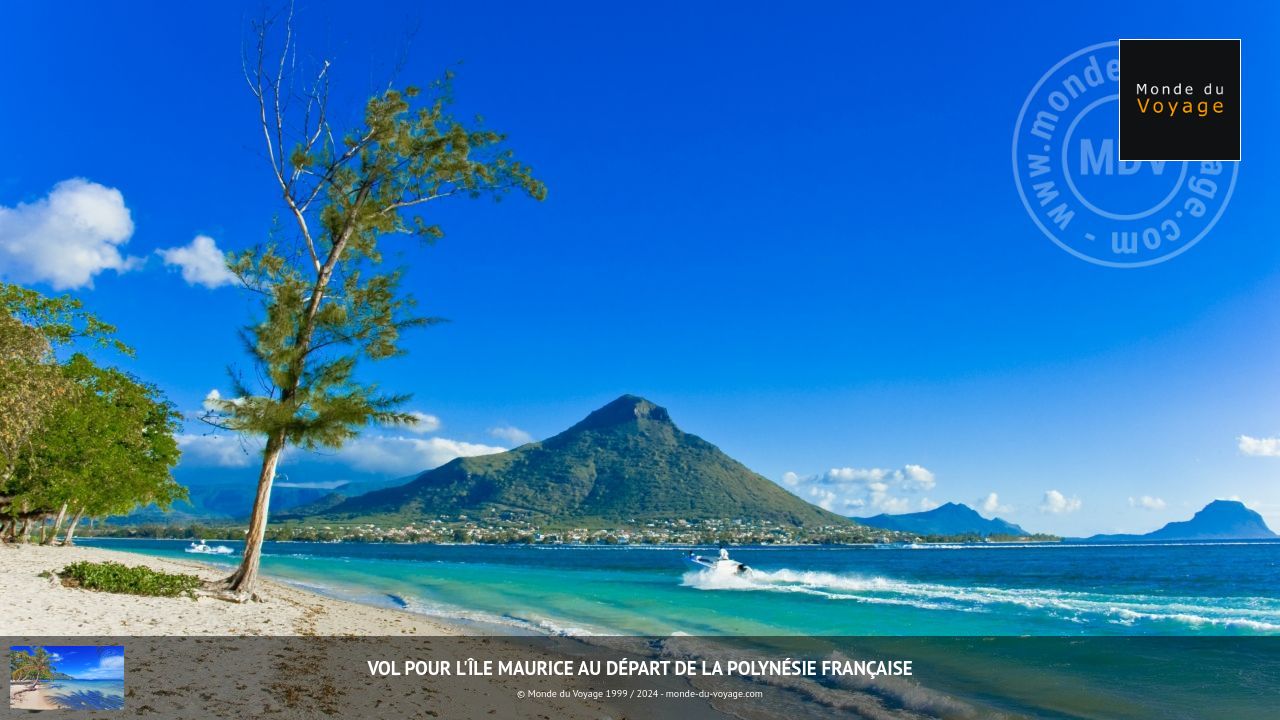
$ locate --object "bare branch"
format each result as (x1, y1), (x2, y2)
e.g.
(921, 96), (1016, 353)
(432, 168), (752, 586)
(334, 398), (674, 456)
(296, 60), (331, 182)
(244, 3), (324, 274)
(273, 0), (293, 187)
(381, 16), (421, 95)
(296, 130), (375, 212)
(381, 186), (465, 214)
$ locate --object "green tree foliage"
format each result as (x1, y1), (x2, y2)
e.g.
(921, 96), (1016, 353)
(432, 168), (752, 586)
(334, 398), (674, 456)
(0, 284), (184, 543)
(204, 12), (544, 596)
(10, 647), (56, 688)
(0, 281), (130, 488)
(17, 356), (185, 543)
(0, 283), (132, 354)
(0, 313), (65, 482)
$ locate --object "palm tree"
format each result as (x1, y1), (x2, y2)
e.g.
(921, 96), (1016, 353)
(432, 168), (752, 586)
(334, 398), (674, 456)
(9, 649), (29, 680)
(11, 647), (54, 689)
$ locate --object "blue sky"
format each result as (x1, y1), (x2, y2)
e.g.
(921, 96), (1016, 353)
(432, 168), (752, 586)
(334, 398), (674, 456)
(2, 1), (1278, 535)
(12, 646), (124, 681)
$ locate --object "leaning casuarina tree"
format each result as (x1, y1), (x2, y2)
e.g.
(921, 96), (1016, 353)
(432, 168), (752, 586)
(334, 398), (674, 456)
(204, 11), (544, 597)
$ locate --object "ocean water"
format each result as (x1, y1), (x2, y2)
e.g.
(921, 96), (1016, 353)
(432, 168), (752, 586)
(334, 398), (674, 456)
(70, 539), (1280, 717)
(39, 679), (125, 710)
(80, 539), (1280, 637)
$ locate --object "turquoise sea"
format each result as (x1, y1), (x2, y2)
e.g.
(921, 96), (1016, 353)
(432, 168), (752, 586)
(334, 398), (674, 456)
(81, 538), (1280, 636)
(36, 679), (125, 710)
(75, 538), (1280, 717)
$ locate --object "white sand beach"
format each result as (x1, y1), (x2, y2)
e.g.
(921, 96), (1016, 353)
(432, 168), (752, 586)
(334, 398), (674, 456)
(1, 543), (648, 719)
(8, 682), (60, 710)
(0, 543), (461, 636)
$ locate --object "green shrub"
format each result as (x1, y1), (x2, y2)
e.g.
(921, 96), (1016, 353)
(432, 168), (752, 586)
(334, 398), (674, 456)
(58, 561), (201, 598)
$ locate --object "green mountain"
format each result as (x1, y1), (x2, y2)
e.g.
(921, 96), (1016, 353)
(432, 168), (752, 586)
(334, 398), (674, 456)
(304, 395), (850, 527)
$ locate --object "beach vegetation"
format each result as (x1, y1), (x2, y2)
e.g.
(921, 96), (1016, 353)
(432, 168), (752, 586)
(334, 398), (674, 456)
(59, 560), (201, 598)
(201, 7), (543, 598)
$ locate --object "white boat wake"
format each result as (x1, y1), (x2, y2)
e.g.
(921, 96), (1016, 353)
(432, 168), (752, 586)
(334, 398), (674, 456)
(681, 566), (1280, 632)
(184, 540), (234, 555)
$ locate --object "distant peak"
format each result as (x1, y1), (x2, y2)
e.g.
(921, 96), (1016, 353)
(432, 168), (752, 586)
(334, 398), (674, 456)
(1199, 499), (1253, 515)
(932, 502), (978, 515)
(571, 394), (672, 431)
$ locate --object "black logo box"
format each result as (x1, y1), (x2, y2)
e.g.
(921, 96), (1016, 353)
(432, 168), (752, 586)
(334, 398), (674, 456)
(1119, 39), (1241, 161)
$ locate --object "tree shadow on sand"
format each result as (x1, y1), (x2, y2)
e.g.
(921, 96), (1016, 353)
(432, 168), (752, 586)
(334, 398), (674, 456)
(50, 690), (125, 710)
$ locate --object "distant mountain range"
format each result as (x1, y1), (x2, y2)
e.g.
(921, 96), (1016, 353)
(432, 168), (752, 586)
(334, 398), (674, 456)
(856, 502), (1029, 537)
(120, 475), (410, 523)
(293, 395), (851, 527)
(130, 397), (1279, 544)
(1084, 500), (1276, 542)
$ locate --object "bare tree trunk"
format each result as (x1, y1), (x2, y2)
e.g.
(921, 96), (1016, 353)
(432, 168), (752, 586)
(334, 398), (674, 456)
(19, 517), (31, 543)
(43, 503), (68, 545)
(224, 430), (286, 597)
(63, 508), (86, 546)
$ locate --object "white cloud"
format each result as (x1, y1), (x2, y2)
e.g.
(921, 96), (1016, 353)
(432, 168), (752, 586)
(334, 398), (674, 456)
(978, 492), (1011, 515)
(782, 464), (938, 515)
(178, 428), (506, 477)
(324, 435), (506, 475)
(403, 411), (442, 434)
(1128, 495), (1167, 510)
(275, 480), (346, 490)
(488, 425), (534, 445)
(76, 654), (124, 681)
(1040, 490), (1082, 514)
(1239, 435), (1280, 457)
(201, 388), (246, 413)
(157, 234), (235, 288)
(0, 178), (138, 289)
(177, 433), (263, 468)
(819, 465), (936, 491)
(202, 389), (224, 412)
(901, 464), (936, 490)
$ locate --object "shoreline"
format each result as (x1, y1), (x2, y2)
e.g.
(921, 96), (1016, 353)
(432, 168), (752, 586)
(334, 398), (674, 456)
(6, 541), (1275, 718)
(8, 684), (60, 711)
(8, 680), (124, 711)
(83, 533), (1280, 547)
(0, 543), (714, 718)
(77, 534), (1070, 547)
(0, 543), (467, 636)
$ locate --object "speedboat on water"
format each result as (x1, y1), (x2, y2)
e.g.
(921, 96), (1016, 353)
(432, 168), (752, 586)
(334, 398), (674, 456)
(185, 539), (233, 555)
(684, 548), (752, 576)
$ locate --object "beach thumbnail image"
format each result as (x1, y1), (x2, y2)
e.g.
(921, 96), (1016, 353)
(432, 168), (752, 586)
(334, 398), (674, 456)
(9, 646), (124, 711)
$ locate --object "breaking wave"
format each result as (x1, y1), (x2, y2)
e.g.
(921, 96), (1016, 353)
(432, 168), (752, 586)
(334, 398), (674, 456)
(395, 594), (604, 637)
(682, 567), (1280, 633)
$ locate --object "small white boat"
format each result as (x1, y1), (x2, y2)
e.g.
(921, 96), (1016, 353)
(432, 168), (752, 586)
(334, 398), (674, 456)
(185, 540), (234, 555)
(684, 548), (752, 576)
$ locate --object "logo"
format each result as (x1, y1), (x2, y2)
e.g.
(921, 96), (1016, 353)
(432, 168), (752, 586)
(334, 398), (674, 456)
(1119, 39), (1240, 161)
(1012, 42), (1237, 268)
